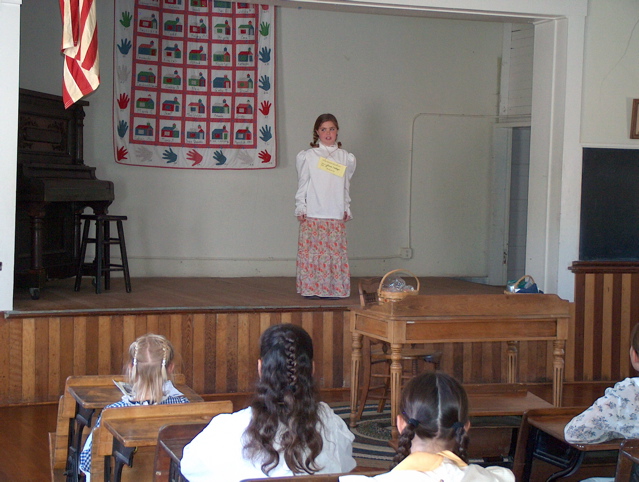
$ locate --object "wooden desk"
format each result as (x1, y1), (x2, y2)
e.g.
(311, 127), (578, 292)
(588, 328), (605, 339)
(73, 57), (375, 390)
(466, 384), (553, 416)
(64, 379), (202, 482)
(98, 401), (232, 482)
(349, 293), (572, 437)
(517, 408), (620, 481)
(155, 422), (208, 482)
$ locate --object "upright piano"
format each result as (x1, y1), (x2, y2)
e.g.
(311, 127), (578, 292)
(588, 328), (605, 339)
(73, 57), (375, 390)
(15, 89), (114, 299)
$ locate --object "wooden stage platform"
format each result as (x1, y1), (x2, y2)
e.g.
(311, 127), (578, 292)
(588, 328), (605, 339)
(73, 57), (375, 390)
(9, 276), (503, 316)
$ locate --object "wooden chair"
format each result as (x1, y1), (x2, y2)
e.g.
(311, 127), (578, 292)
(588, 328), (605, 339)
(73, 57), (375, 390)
(615, 439), (639, 481)
(48, 373), (187, 481)
(240, 471), (385, 482)
(354, 277), (442, 424)
(90, 400), (233, 481)
(154, 422), (208, 482)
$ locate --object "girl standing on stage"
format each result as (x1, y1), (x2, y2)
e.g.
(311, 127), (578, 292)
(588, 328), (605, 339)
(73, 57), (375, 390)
(180, 323), (356, 481)
(295, 113), (356, 299)
(340, 372), (515, 481)
(79, 334), (189, 480)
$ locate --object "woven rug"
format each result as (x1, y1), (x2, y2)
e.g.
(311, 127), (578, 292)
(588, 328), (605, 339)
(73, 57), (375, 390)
(333, 404), (395, 469)
(333, 404), (518, 470)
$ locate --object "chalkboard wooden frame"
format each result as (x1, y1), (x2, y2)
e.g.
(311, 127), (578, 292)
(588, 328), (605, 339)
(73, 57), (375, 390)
(631, 99), (639, 139)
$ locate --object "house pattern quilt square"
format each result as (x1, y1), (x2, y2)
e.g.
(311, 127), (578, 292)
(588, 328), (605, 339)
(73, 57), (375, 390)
(113, 0), (276, 169)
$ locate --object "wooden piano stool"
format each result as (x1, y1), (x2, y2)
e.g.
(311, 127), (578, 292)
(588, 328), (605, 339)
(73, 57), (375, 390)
(75, 214), (132, 294)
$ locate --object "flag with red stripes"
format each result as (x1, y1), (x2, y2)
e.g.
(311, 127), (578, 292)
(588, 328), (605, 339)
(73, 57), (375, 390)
(60, 0), (100, 108)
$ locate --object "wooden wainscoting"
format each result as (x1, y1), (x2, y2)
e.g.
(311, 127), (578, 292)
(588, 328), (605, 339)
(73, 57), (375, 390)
(0, 309), (353, 405)
(0, 307), (561, 405)
(569, 261), (639, 382)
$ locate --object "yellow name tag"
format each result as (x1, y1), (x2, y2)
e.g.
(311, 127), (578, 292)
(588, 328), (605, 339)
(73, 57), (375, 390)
(318, 157), (346, 177)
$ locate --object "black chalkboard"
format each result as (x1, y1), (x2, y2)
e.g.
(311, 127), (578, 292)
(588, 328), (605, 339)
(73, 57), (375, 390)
(580, 148), (639, 260)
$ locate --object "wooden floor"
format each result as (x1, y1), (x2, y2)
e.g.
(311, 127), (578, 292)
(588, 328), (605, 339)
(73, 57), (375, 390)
(8, 276), (504, 315)
(0, 382), (618, 481)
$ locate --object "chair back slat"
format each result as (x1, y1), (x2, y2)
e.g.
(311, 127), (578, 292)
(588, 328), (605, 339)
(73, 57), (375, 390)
(240, 471), (384, 482)
(358, 277), (382, 307)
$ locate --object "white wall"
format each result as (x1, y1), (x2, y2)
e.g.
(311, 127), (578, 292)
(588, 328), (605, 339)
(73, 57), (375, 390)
(0, 0), (20, 310)
(18, 0), (504, 279)
(581, 1), (639, 147)
(5, 0), (615, 310)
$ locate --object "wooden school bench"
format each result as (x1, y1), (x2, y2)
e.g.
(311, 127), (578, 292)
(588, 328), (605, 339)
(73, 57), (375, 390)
(48, 373), (201, 482)
(91, 400), (233, 481)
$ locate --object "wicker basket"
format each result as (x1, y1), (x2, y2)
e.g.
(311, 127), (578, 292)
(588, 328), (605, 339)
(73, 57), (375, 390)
(377, 269), (420, 303)
(505, 274), (536, 294)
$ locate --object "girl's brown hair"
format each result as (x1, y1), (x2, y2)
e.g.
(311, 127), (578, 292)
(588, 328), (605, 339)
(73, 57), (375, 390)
(243, 324), (323, 475)
(310, 113), (342, 148)
(392, 372), (470, 468)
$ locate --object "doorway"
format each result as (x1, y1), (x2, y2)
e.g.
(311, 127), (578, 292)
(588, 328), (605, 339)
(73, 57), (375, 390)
(507, 127), (531, 282)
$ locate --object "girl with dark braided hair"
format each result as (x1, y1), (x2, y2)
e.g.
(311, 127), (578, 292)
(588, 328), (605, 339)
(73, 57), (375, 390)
(181, 324), (355, 481)
(340, 372), (514, 481)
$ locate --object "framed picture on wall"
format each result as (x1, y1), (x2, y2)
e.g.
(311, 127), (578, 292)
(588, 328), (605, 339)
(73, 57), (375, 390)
(631, 99), (639, 139)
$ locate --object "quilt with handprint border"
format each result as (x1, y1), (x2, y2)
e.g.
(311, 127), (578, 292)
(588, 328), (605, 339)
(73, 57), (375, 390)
(114, 0), (276, 169)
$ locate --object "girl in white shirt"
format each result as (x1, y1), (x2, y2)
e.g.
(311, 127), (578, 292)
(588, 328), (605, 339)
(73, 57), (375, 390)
(180, 323), (356, 481)
(340, 372), (514, 482)
(295, 113), (356, 299)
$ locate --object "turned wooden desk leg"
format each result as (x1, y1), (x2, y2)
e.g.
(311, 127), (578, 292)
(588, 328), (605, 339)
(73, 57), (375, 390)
(390, 343), (403, 440)
(350, 332), (363, 428)
(507, 341), (519, 384)
(553, 339), (565, 407)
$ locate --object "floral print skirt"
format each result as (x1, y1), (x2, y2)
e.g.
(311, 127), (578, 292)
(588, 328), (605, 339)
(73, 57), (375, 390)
(296, 217), (350, 298)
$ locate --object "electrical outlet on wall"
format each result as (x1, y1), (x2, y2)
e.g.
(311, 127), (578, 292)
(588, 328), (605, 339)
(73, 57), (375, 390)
(400, 248), (413, 259)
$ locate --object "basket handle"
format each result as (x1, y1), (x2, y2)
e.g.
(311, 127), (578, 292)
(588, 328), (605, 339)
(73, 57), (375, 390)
(378, 269), (420, 296)
(514, 274), (535, 287)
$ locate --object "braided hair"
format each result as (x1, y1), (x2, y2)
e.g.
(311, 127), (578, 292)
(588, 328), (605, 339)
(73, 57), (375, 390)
(127, 333), (175, 404)
(391, 372), (470, 468)
(310, 113), (342, 148)
(243, 324), (323, 475)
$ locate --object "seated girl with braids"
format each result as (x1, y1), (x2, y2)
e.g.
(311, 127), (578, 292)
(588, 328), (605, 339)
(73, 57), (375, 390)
(79, 333), (190, 481)
(181, 323), (356, 481)
(340, 372), (514, 482)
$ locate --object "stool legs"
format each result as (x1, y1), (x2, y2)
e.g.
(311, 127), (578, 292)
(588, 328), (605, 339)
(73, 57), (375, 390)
(116, 219), (132, 293)
(74, 219), (91, 292)
(75, 215), (131, 294)
(95, 217), (105, 293)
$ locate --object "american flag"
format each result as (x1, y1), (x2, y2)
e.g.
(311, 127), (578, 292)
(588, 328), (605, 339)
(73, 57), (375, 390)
(59, 0), (100, 108)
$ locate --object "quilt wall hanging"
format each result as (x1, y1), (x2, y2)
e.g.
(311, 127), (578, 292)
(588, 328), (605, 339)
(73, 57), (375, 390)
(113, 0), (276, 169)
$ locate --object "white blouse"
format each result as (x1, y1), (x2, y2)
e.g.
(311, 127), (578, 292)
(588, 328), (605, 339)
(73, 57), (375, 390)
(181, 402), (356, 482)
(295, 143), (356, 220)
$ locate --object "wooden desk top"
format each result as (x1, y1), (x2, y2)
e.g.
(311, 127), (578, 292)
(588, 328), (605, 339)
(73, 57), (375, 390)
(350, 293), (572, 320)
(527, 412), (623, 452)
(157, 423), (208, 464)
(68, 383), (203, 409)
(104, 414), (213, 447)
(469, 391), (552, 417)
(350, 293), (572, 344)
